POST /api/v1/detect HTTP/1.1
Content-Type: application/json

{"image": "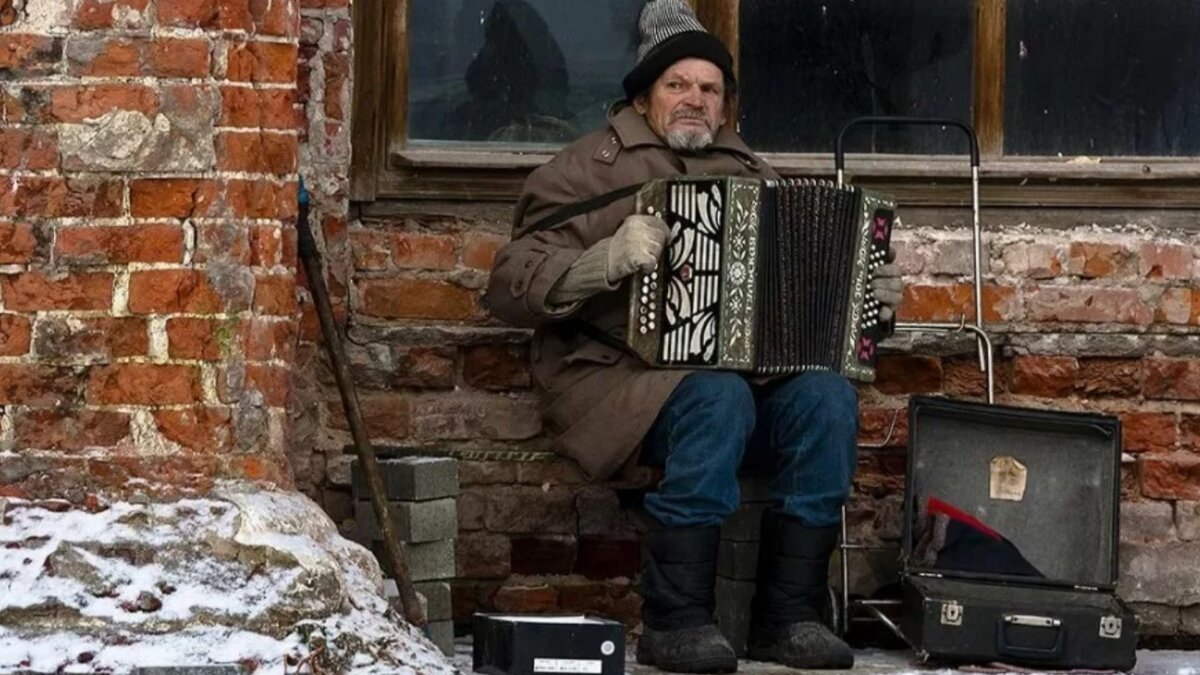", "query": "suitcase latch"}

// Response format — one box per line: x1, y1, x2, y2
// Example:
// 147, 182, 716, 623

1099, 615, 1123, 639
940, 601, 963, 626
